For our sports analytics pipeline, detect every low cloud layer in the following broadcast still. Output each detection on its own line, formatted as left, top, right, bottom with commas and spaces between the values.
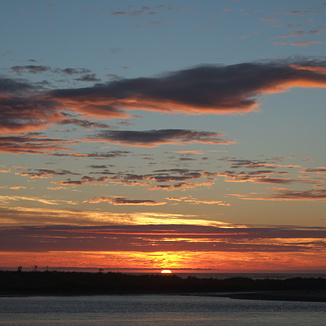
0, 224, 325, 253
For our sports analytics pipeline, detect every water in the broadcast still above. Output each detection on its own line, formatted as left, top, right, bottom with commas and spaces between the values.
0, 294, 325, 326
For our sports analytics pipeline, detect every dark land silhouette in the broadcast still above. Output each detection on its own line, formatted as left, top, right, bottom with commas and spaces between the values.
0, 271, 325, 302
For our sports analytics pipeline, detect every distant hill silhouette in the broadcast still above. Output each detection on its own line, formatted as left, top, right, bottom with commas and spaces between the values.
1, 271, 325, 300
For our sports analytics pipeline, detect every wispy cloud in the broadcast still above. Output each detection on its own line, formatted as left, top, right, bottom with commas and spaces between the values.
11, 65, 91, 75
0, 195, 77, 206
84, 196, 167, 206
106, 168, 216, 191
75, 74, 101, 82
232, 187, 326, 201
167, 196, 230, 206
302, 167, 326, 174
54, 176, 109, 186
291, 41, 324, 47
0, 134, 74, 154
16, 168, 81, 179
274, 29, 320, 39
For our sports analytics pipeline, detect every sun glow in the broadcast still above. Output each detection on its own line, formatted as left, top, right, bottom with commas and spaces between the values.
161, 269, 172, 274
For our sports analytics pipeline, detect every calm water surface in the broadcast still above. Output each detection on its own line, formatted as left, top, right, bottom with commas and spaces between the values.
0, 294, 325, 326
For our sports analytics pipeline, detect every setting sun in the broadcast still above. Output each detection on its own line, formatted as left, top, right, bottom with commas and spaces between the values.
161, 269, 172, 274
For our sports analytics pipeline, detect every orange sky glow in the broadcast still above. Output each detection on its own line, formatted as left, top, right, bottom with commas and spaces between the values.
1, 250, 325, 273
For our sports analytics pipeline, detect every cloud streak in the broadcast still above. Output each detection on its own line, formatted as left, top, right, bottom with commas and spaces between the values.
0, 134, 74, 154
84, 196, 167, 206
233, 187, 326, 201
10, 65, 91, 75
92, 129, 234, 147
0, 224, 325, 253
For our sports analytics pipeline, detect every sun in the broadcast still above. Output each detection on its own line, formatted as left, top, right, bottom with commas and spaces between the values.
160, 269, 172, 274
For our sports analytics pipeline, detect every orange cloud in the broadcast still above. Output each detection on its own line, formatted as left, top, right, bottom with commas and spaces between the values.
167, 196, 230, 206
84, 196, 167, 206
45, 60, 326, 119
291, 41, 324, 46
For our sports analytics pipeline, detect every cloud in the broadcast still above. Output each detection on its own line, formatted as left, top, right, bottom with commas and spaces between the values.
286, 9, 321, 15
58, 117, 110, 128
75, 74, 101, 82
0, 224, 325, 253
53, 176, 109, 186
52, 150, 130, 158
167, 196, 230, 206
0, 96, 60, 133
0, 195, 77, 206
216, 170, 293, 184
234, 187, 326, 201
274, 30, 320, 39
109, 5, 187, 18
220, 157, 301, 169
274, 41, 289, 45
11, 65, 51, 74
274, 30, 305, 38
57, 68, 91, 75
0, 76, 62, 133
151, 181, 214, 191
88, 165, 110, 169
2, 59, 326, 135
11, 65, 91, 75
9, 186, 27, 190
107, 168, 217, 191
0, 77, 37, 95
291, 41, 324, 46
0, 205, 223, 227
16, 168, 81, 179
47, 59, 326, 117
215, 157, 325, 186
80, 167, 218, 191
84, 196, 167, 206
269, 188, 326, 201
0, 134, 74, 154
302, 167, 326, 174
91, 129, 234, 147
173, 150, 204, 154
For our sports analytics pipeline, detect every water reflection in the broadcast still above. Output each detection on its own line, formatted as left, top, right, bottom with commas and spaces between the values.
0, 295, 325, 326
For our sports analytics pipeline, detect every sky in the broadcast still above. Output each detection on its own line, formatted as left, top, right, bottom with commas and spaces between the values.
0, 0, 326, 273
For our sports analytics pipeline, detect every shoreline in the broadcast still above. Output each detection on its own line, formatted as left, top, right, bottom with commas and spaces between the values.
226, 290, 326, 302
1, 271, 325, 302
1, 290, 326, 303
